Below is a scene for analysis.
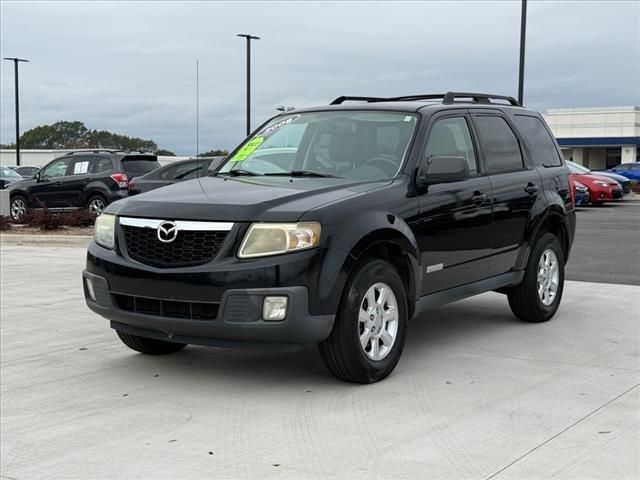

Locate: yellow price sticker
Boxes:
[230,136,264,161]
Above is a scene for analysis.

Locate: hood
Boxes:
[571,173,617,188]
[105,175,388,222]
[592,171,628,184]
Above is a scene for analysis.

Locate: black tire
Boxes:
[10,195,29,221]
[319,258,408,384]
[507,232,565,323]
[116,331,187,355]
[86,195,107,216]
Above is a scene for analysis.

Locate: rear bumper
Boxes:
[83,270,335,349]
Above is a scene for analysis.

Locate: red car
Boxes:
[569,173,623,205]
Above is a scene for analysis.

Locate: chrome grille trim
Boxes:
[119,217,234,231]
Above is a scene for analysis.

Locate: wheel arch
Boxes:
[517,206,571,269]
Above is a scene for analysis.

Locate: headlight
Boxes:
[94,213,116,249]
[238,222,321,258]
[594,181,609,187]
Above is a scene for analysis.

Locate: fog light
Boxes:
[85,278,96,301]
[263,296,288,321]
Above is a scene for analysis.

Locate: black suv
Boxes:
[8,150,160,219]
[83,92,576,383]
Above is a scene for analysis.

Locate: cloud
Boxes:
[1,0,638,154]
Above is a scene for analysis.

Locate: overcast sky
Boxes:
[1,1,638,155]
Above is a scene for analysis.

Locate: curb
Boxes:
[0,234,92,247]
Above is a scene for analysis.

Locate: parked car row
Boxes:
[6,151,224,220]
[567,160,636,206]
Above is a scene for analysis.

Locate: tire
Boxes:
[116,331,187,355]
[87,195,107,216]
[507,232,565,323]
[319,258,408,384]
[10,195,29,221]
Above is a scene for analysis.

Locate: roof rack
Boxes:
[65,149,121,155]
[329,91,521,107]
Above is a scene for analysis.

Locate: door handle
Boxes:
[471,192,488,204]
[53,181,63,186]
[83,179,91,184]
[524,183,539,194]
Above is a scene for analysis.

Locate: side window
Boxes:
[41,158,71,178]
[173,161,199,179]
[70,156,91,175]
[474,115,524,173]
[424,117,478,175]
[91,157,113,174]
[513,115,563,167]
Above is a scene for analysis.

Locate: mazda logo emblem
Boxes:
[157,221,178,243]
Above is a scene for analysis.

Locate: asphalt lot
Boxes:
[1,243,639,480]
[566,200,640,285]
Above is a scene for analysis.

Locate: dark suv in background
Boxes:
[84,92,576,383]
[9,149,160,219]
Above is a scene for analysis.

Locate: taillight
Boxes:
[110,173,129,189]
[568,176,576,208]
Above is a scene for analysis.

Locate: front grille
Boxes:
[612,189,623,199]
[112,293,219,321]
[621,181,631,194]
[123,225,227,268]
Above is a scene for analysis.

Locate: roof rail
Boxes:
[329,92,522,107]
[442,92,520,106]
[330,96,387,105]
[65,149,121,155]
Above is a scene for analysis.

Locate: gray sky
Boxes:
[1,0,638,155]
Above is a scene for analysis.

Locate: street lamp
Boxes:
[517,0,527,105]
[3,57,29,166]
[237,34,260,136]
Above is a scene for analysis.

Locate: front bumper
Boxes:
[84,270,334,349]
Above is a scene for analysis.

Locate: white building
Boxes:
[544,106,640,170]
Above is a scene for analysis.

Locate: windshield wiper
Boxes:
[218,169,260,177]
[264,170,338,178]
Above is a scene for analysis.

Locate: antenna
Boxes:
[196,60,199,158]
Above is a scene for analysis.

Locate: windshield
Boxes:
[218,111,418,180]
[567,160,590,174]
[1,166,22,177]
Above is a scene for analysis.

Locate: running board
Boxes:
[414,271,524,316]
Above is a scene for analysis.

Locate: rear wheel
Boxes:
[87,195,107,216]
[319,259,407,383]
[10,195,29,221]
[116,331,187,355]
[507,232,565,323]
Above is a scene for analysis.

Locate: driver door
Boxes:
[413,112,494,295]
[29,157,73,208]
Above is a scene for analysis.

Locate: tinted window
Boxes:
[91,157,113,174]
[474,116,524,172]
[173,161,200,180]
[121,156,161,175]
[41,158,71,178]
[424,117,477,175]
[158,165,175,180]
[513,115,562,167]
[1,166,21,177]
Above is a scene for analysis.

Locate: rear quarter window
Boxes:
[473,115,524,173]
[513,115,563,167]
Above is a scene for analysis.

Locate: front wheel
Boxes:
[507,232,565,323]
[319,259,407,383]
[116,331,187,355]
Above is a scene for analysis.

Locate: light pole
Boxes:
[237,34,260,136]
[517,0,527,105]
[3,57,29,166]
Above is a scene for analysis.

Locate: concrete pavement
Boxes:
[1,245,639,480]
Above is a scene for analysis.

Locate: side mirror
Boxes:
[417,156,469,188]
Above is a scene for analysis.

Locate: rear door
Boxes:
[470,111,543,276]
[66,155,94,207]
[414,111,494,294]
